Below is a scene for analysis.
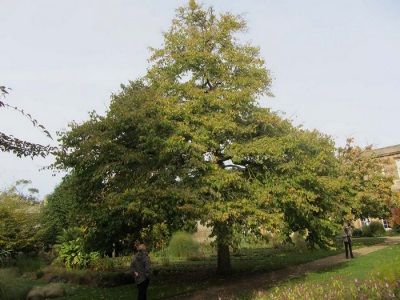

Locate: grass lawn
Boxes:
[0,237,390,300]
[250,243,400,300]
[54,237,388,299]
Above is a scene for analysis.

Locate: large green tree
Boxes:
[54,1,351,274]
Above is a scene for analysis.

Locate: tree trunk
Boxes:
[215,222,232,275]
[217,242,232,275]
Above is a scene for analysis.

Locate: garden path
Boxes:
[171,237,400,300]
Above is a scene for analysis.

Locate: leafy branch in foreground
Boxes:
[0,85,58,158]
[0,132,57,158]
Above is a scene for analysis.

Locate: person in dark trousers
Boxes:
[131,244,151,300]
[343,223,354,259]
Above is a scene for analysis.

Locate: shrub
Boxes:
[0,249,12,267]
[389,222,400,235]
[352,228,363,237]
[369,221,386,237]
[362,224,372,237]
[110,256,132,269]
[90,256,115,271]
[168,231,199,258]
[57,238,99,269]
[55,227,100,269]
[15,255,45,273]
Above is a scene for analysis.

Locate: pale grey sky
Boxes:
[1,0,400,198]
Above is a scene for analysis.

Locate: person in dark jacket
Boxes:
[131,244,151,300]
[342,223,354,259]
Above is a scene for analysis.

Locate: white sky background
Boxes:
[1,0,400,198]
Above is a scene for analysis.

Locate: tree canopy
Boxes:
[52,0,396,274]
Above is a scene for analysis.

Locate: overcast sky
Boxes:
[2,0,400,198]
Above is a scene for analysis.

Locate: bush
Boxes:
[352,228,363,237]
[111,256,132,269]
[369,221,386,237]
[362,224,372,237]
[168,231,199,258]
[390,222,400,234]
[90,256,115,271]
[55,227,100,269]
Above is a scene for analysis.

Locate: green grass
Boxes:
[0,237,389,300]
[0,268,43,300]
[304,243,400,284]
[58,282,208,299]
[250,243,400,300]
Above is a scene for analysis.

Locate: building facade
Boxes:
[354,144,400,230]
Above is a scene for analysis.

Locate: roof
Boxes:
[373,144,400,158]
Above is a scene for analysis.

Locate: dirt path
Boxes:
[172,237,400,300]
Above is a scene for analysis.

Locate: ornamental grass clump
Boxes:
[168,231,199,258]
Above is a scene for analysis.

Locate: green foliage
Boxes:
[40,175,82,247]
[57,238,100,269]
[0,268,33,300]
[51,0,394,275]
[391,222,400,234]
[0,86,57,158]
[361,224,372,237]
[255,244,400,300]
[352,228,363,237]
[0,181,42,254]
[337,139,395,221]
[168,232,199,258]
[90,256,115,271]
[0,249,12,267]
[15,255,45,273]
[370,255,400,283]
[368,221,386,237]
[56,228,100,269]
[260,277,400,300]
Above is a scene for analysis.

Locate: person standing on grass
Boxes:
[131,243,151,300]
[342,223,354,259]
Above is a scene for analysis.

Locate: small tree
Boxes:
[0,181,42,254]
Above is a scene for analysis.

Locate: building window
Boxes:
[361,218,370,227]
[382,219,391,229]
